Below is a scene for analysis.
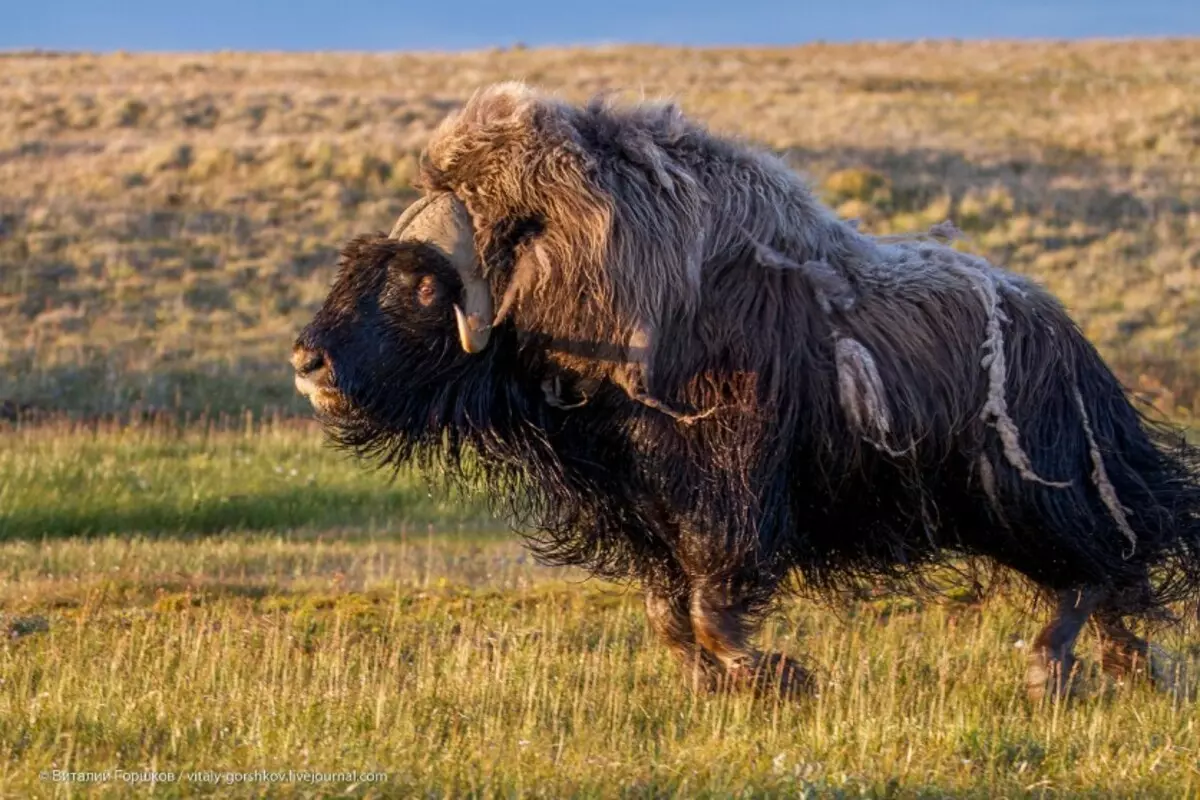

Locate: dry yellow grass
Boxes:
[0,41,1197,420]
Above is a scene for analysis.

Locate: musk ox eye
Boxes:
[416,275,439,307]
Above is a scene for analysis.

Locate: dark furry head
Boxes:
[293,222,684,591]
[292,234,506,452]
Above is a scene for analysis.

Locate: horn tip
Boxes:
[453,304,491,354]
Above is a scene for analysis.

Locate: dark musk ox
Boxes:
[292,82,1200,700]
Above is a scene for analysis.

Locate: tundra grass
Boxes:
[0,415,495,541]
[2,423,1200,797]
[2,41,1199,421]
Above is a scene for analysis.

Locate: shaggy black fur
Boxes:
[296,232,1200,632]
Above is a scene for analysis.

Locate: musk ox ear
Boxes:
[389,192,494,354]
[337,232,395,271]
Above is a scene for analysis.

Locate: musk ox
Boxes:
[293,82,1200,700]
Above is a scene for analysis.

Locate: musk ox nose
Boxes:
[291,345,326,377]
[290,342,333,400]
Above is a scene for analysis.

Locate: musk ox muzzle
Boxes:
[290,343,329,401]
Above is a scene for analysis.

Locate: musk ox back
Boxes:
[293,82,1200,701]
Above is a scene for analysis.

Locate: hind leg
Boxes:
[1092,602,1186,692]
[688,578,814,698]
[1026,587,1104,702]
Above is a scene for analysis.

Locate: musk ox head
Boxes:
[291,80,762,447]
[291,191,502,438]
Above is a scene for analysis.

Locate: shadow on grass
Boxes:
[0,485,499,541]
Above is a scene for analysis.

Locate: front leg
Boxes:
[1026,588,1104,702]
[644,585,723,693]
[688,578,814,698]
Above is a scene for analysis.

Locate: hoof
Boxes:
[726,653,816,700]
[1026,652,1089,703]
[1147,644,1188,693]
[1099,640,1189,694]
[675,651,726,696]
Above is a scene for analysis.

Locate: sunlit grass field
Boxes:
[2,39,1199,797]
[2,419,1199,798]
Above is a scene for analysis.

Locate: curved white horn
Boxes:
[390,193,494,353]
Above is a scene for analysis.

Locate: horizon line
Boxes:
[3,34,1197,57]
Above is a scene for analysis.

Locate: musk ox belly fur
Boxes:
[295,82,1200,696]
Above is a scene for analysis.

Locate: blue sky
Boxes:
[5,0,1198,51]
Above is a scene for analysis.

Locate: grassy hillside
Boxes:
[0,40,1197,419]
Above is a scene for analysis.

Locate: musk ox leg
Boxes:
[1026,587,1104,702]
[688,581,814,698]
[644,588,723,692]
[1092,612,1186,692]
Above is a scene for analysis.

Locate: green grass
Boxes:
[0,416,494,541]
[2,423,1200,797]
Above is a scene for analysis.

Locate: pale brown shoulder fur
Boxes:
[419,84,1075,476]
[418,81,861,394]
